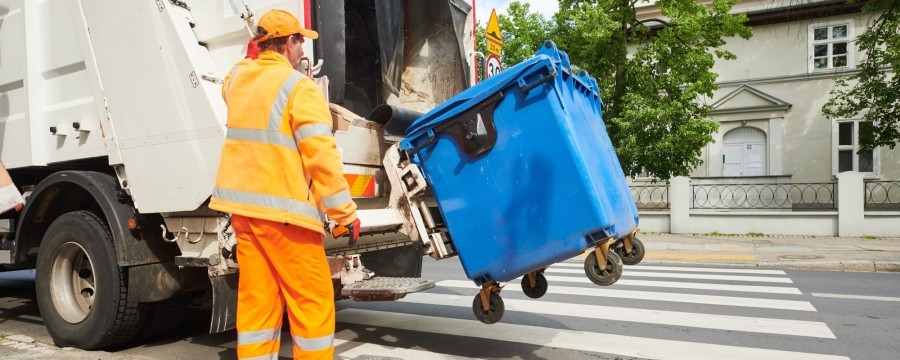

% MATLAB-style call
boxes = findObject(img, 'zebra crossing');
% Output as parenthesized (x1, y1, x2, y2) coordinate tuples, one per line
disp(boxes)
(316, 262, 850, 359)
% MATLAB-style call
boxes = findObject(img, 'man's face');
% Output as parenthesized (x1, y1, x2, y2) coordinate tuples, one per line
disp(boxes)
(287, 35, 304, 70)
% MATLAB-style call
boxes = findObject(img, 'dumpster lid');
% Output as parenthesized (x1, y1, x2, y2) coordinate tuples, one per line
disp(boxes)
(402, 41, 597, 143)
(403, 46, 552, 140)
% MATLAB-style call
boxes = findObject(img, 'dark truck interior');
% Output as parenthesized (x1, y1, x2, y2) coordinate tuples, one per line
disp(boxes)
(313, 0, 473, 120)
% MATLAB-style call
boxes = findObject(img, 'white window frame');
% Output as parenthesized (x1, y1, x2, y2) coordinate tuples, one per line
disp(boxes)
(632, 168, 657, 182)
(808, 20, 855, 73)
(831, 119, 879, 177)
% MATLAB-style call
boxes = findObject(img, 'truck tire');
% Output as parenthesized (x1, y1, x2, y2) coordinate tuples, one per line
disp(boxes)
(134, 293, 191, 341)
(35, 211, 143, 350)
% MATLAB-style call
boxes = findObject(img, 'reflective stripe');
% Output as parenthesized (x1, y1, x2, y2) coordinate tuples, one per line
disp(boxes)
(292, 333, 334, 351)
(268, 72, 305, 131)
(225, 65, 242, 103)
(237, 328, 281, 345)
(322, 190, 352, 209)
(294, 123, 332, 142)
(240, 353, 278, 360)
(226, 128, 296, 149)
(213, 187, 324, 221)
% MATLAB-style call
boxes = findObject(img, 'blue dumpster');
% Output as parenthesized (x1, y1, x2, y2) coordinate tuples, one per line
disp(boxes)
(400, 41, 638, 285)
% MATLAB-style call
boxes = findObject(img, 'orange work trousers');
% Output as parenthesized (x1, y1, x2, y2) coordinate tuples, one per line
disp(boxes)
(231, 215, 335, 360)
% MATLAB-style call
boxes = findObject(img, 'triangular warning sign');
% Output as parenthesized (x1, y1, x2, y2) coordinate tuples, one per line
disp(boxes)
(486, 9, 503, 44)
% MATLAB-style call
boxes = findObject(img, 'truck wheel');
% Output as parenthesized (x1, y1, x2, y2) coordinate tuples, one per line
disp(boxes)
(35, 211, 143, 350)
(135, 293, 191, 341)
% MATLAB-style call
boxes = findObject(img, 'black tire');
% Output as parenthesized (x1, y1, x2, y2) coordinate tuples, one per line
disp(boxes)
(584, 250, 623, 286)
(614, 237, 646, 266)
(134, 293, 191, 341)
(520, 272, 548, 299)
(472, 292, 504, 324)
(35, 211, 143, 350)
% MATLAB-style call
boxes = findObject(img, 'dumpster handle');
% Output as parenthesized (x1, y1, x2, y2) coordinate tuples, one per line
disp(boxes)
(406, 91, 504, 158)
(519, 69, 557, 94)
(406, 132, 438, 156)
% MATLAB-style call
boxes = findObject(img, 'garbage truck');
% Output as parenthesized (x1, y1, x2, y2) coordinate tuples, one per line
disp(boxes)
(0, 0, 481, 350)
(1, 0, 642, 351)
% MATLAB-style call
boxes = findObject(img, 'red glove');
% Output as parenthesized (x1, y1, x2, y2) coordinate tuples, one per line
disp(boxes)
(245, 39, 259, 59)
(332, 218, 361, 246)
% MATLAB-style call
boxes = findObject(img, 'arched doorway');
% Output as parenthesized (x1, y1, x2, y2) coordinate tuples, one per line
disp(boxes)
(723, 127, 767, 176)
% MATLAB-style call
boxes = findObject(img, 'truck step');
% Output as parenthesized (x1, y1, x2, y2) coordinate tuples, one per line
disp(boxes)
(340, 277, 435, 301)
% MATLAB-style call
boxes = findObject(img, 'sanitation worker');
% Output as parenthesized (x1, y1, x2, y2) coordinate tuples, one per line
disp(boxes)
(209, 9, 360, 360)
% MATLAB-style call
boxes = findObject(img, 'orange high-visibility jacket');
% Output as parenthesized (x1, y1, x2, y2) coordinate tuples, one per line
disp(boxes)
(210, 52, 357, 234)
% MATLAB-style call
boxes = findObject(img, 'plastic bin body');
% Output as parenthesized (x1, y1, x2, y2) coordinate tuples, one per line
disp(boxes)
(401, 42, 638, 284)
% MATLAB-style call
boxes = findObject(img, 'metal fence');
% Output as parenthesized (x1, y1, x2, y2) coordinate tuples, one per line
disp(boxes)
(691, 183, 836, 210)
(630, 184, 669, 209)
(865, 181, 900, 211)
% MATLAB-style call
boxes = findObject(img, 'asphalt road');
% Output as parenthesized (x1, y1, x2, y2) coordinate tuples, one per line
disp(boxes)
(2, 258, 899, 359)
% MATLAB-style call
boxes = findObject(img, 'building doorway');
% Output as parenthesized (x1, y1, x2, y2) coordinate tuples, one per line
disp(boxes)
(723, 127, 767, 176)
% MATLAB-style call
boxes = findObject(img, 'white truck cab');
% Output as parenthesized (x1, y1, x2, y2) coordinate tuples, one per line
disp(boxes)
(0, 0, 475, 350)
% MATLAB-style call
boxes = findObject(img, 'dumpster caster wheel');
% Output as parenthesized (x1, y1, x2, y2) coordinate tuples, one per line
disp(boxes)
(472, 292, 504, 324)
(520, 272, 548, 299)
(585, 250, 623, 286)
(614, 237, 645, 265)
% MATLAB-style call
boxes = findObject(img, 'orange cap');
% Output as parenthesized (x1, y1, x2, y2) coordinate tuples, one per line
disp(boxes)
(255, 9, 318, 42)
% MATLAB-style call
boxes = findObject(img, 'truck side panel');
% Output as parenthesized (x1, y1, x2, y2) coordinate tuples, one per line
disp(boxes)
(76, 0, 227, 213)
(0, 0, 106, 168)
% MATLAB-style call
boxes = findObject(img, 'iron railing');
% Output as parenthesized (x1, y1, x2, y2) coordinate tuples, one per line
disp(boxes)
(691, 183, 836, 210)
(865, 181, 900, 211)
(630, 184, 669, 209)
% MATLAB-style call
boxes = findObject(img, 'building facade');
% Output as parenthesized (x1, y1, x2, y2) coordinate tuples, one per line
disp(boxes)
(631, 0, 900, 236)
(637, 0, 899, 183)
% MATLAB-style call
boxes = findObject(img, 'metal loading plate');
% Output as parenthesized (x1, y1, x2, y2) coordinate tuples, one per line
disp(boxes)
(340, 277, 436, 301)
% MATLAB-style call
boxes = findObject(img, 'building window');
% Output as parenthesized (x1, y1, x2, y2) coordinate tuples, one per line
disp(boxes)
(808, 21, 853, 72)
(832, 120, 878, 175)
(633, 169, 656, 182)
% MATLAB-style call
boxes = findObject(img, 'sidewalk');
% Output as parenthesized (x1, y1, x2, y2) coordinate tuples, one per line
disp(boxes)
(633, 233, 900, 272)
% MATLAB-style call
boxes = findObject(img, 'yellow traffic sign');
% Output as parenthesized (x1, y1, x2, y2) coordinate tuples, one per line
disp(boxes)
(487, 40, 502, 56)
(486, 9, 503, 55)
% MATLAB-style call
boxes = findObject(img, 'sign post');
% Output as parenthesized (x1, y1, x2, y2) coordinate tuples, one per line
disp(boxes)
(484, 9, 503, 78)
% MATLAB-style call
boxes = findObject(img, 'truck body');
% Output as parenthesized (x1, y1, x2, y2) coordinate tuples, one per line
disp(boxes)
(0, 0, 473, 349)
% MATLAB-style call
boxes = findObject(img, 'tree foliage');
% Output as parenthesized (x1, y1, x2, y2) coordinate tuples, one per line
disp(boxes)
(477, 0, 751, 179)
(823, 0, 900, 151)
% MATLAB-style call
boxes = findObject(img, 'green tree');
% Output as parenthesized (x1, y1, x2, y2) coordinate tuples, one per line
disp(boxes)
(478, 0, 751, 180)
(823, 0, 900, 151)
(474, 2, 550, 77)
(497, 2, 553, 66)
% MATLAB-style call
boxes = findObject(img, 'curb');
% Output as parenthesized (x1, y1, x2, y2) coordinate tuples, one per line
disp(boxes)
(757, 260, 877, 272)
(638, 258, 900, 272)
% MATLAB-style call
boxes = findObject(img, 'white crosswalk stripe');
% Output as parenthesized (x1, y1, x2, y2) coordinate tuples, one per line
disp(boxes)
(397, 292, 832, 337)
(546, 268, 796, 283)
(544, 275, 803, 294)
(552, 263, 789, 275)
(436, 279, 817, 311)
(337, 309, 849, 360)
(334, 263, 846, 359)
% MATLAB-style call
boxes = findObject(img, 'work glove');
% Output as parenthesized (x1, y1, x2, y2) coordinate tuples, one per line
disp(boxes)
(245, 39, 259, 60)
(331, 218, 361, 247)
